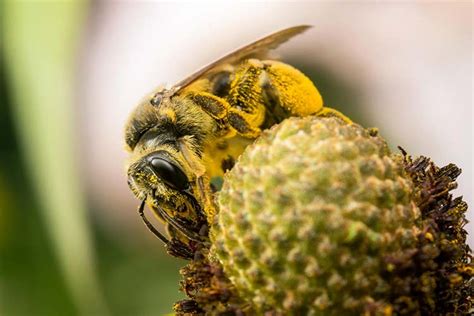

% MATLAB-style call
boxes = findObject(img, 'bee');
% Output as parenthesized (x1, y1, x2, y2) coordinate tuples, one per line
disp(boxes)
(125, 25, 350, 259)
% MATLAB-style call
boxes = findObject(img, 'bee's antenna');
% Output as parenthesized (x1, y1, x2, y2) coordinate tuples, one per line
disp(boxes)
(138, 197, 169, 245)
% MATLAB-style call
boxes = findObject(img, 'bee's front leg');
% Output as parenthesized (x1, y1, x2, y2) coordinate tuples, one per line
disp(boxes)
(166, 225, 197, 260)
(165, 238, 195, 260)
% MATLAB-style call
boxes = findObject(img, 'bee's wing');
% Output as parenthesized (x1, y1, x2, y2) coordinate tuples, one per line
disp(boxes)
(173, 25, 312, 92)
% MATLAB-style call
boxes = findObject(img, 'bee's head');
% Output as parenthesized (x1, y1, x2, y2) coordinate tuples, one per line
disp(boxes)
(127, 147, 201, 216)
(124, 90, 188, 204)
(125, 89, 215, 243)
(127, 150, 188, 198)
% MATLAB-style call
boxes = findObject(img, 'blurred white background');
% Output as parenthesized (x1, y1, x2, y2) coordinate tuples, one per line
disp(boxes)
(78, 2, 472, 246)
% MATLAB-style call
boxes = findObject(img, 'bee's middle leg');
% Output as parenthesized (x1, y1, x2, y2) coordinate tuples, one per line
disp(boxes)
(189, 92, 228, 120)
(190, 91, 261, 138)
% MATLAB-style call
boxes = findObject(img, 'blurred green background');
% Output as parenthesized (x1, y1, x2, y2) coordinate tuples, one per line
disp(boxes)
(0, 1, 471, 316)
(0, 2, 184, 316)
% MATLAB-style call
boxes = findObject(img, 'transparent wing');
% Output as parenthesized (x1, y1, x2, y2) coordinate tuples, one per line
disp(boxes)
(173, 25, 312, 92)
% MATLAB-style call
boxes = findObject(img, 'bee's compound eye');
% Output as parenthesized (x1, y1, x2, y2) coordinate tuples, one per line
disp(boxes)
(150, 158, 189, 191)
(150, 94, 163, 107)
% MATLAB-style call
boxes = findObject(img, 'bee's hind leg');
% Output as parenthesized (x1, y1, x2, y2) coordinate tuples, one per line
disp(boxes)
(316, 107, 352, 123)
(224, 59, 271, 138)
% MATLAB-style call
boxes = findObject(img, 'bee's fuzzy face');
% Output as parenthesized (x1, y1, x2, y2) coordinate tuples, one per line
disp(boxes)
(126, 148, 208, 238)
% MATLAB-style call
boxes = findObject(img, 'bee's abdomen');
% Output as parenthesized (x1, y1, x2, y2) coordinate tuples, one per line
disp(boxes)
(262, 60, 323, 117)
